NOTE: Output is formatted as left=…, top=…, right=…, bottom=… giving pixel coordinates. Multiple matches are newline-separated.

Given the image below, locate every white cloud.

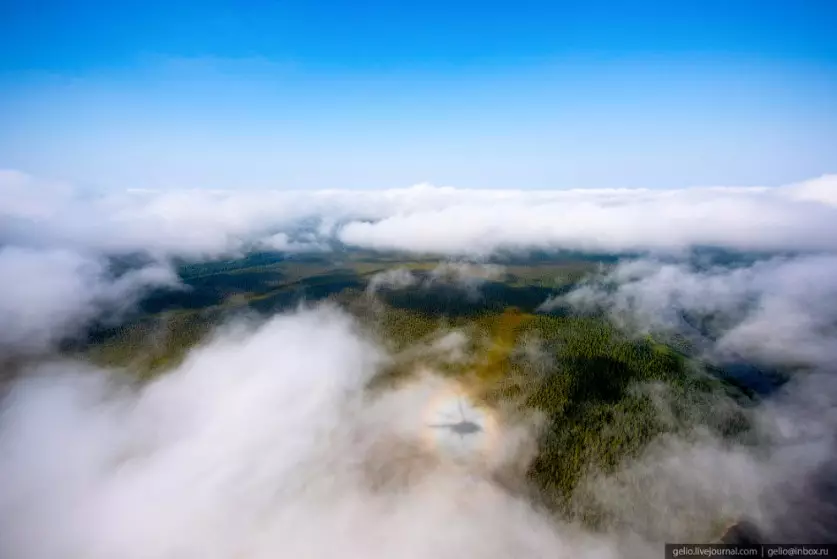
left=366, top=267, right=419, bottom=293
left=0, top=247, right=179, bottom=354
left=428, top=262, right=505, bottom=284
left=783, top=174, right=837, bottom=207
left=5, top=170, right=837, bottom=259
left=257, top=232, right=328, bottom=253
left=337, top=186, right=837, bottom=255
left=557, top=254, right=837, bottom=369
left=366, top=262, right=505, bottom=297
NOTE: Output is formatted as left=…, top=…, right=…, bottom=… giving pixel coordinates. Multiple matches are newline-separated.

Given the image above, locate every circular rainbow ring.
left=420, top=383, right=500, bottom=460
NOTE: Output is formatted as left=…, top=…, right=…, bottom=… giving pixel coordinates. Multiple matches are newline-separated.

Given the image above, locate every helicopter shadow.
left=426, top=397, right=484, bottom=442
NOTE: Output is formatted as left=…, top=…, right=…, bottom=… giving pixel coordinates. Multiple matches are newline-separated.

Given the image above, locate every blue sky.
left=1, top=0, right=836, bottom=190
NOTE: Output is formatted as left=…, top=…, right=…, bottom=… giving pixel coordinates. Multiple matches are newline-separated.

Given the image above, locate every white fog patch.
left=580, top=369, right=837, bottom=544
left=539, top=251, right=837, bottom=545
left=257, top=232, right=329, bottom=253
left=366, top=267, right=419, bottom=293
left=428, top=262, right=505, bottom=286
left=555, top=254, right=837, bottom=369
left=366, top=262, right=505, bottom=296
left=0, top=247, right=179, bottom=353
left=428, top=331, right=470, bottom=363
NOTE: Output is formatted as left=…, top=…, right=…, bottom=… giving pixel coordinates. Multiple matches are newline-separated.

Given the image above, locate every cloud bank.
left=4, top=171, right=837, bottom=259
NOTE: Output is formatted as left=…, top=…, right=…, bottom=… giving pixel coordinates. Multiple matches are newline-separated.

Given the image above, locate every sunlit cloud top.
left=3, top=170, right=837, bottom=259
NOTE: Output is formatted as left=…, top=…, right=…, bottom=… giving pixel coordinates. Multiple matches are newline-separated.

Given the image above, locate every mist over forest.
left=1, top=171, right=837, bottom=558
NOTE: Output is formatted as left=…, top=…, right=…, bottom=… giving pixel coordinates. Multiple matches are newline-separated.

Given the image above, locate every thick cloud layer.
left=339, top=182, right=837, bottom=255
left=4, top=170, right=837, bottom=258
